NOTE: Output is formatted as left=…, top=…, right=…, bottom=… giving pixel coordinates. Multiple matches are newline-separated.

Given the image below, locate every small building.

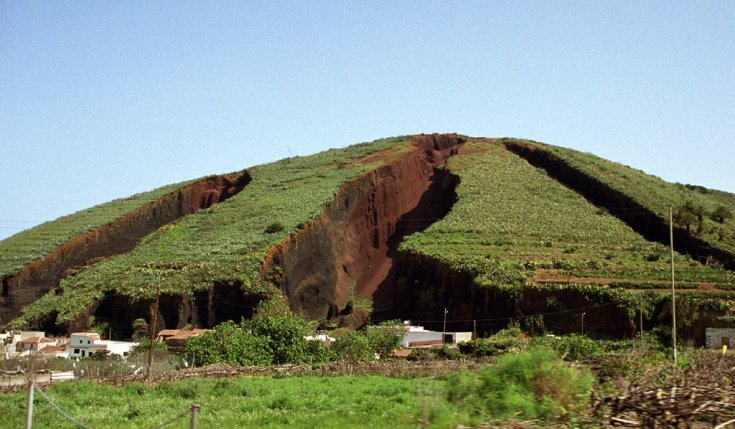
left=39, top=345, right=68, bottom=359
left=157, top=329, right=209, bottom=351
left=706, top=328, right=735, bottom=349
left=68, top=332, right=136, bottom=359
left=401, top=322, right=472, bottom=348
left=15, top=337, right=55, bottom=354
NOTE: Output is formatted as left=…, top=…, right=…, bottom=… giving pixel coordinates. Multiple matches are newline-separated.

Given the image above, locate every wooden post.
left=25, top=381, right=34, bottom=429
left=670, top=206, right=677, bottom=364
left=190, top=404, right=201, bottom=429
left=147, top=285, right=161, bottom=382
left=472, top=319, right=477, bottom=356
left=442, top=308, right=448, bottom=344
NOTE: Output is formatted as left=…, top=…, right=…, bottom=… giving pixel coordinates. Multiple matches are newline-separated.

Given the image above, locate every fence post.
left=189, top=404, right=201, bottom=429
left=25, top=381, right=34, bottom=429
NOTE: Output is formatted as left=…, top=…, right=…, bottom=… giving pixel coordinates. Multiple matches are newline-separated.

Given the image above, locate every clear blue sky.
left=1, top=2, right=734, bottom=240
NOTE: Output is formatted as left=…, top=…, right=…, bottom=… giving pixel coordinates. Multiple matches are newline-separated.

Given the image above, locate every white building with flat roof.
left=68, top=333, right=137, bottom=359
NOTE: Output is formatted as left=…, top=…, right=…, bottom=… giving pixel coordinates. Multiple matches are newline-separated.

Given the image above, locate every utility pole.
left=442, top=307, right=448, bottom=344
left=670, top=206, right=677, bottom=364
left=581, top=312, right=586, bottom=335
left=147, top=285, right=161, bottom=382
left=25, top=381, right=34, bottom=429
left=640, top=300, right=644, bottom=346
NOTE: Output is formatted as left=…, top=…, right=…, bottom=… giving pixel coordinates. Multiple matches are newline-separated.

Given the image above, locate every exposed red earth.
left=263, top=134, right=463, bottom=322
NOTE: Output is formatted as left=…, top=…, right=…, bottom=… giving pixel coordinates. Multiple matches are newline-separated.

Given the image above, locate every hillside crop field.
left=12, top=137, right=410, bottom=327
left=3, top=134, right=735, bottom=338
left=540, top=142, right=735, bottom=254
left=400, top=140, right=735, bottom=290
left=0, top=179, right=197, bottom=278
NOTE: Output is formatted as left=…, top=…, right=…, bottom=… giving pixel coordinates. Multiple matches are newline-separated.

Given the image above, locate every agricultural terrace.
left=400, top=140, right=735, bottom=292
left=537, top=141, right=735, bottom=255
left=0, top=179, right=198, bottom=278
left=13, top=137, right=410, bottom=326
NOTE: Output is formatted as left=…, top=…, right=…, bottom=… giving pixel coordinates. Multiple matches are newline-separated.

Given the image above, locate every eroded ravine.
left=263, top=134, right=464, bottom=324
left=0, top=172, right=251, bottom=327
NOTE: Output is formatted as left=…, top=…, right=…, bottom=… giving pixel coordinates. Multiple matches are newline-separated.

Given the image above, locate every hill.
left=1, top=134, right=734, bottom=342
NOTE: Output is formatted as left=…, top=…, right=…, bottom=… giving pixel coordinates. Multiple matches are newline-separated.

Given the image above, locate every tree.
left=711, top=205, right=733, bottom=224
left=675, top=201, right=706, bottom=234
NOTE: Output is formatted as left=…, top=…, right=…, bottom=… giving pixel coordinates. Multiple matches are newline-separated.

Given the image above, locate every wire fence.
left=26, top=382, right=200, bottom=429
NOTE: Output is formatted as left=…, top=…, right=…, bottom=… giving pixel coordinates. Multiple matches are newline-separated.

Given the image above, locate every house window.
left=74, top=348, right=80, bottom=354
left=88, top=340, right=91, bottom=344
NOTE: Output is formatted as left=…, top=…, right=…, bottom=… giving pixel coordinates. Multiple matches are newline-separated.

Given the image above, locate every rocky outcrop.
left=263, top=134, right=465, bottom=320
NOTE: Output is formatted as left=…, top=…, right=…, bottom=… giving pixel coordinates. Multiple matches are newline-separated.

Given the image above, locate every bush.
left=365, top=323, right=403, bottom=359
left=130, top=337, right=167, bottom=356
left=406, top=348, right=435, bottom=361
left=303, top=339, right=338, bottom=364
left=264, top=222, right=285, bottom=233
left=332, top=331, right=374, bottom=362
left=184, top=321, right=272, bottom=366
left=531, top=334, right=603, bottom=361
left=460, top=326, right=527, bottom=356
left=447, top=346, right=594, bottom=422
left=247, top=314, right=310, bottom=364
left=712, top=205, right=733, bottom=223
left=437, top=344, right=464, bottom=360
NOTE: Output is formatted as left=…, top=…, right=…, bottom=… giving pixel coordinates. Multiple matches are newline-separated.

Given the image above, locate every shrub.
left=303, top=339, right=338, bottom=364
left=447, top=346, right=594, bottom=422
left=531, top=334, right=603, bottom=361
left=712, top=205, right=733, bottom=224
left=332, top=331, right=374, bottom=362
left=184, top=321, right=272, bottom=366
left=406, top=348, right=435, bottom=361
left=459, top=326, right=526, bottom=357
left=437, top=344, right=464, bottom=360
left=264, top=222, right=285, bottom=233
left=130, top=337, right=167, bottom=356
left=365, top=323, right=403, bottom=359
left=247, top=314, right=310, bottom=364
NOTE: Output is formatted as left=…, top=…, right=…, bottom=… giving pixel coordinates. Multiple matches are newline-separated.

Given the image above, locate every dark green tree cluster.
left=184, top=316, right=404, bottom=366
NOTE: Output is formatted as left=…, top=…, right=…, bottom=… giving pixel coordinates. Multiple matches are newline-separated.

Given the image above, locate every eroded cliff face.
left=263, top=134, right=465, bottom=321
left=0, top=172, right=251, bottom=328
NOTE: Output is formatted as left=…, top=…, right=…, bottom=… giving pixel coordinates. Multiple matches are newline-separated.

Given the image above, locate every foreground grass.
left=1, top=375, right=446, bottom=429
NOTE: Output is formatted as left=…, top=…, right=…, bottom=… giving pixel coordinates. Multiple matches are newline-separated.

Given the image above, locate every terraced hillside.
left=2, top=134, right=734, bottom=343
left=389, top=140, right=735, bottom=336
left=0, top=172, right=250, bottom=326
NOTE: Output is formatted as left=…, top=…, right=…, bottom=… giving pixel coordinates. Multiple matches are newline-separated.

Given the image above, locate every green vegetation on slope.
left=536, top=141, right=735, bottom=255
left=400, top=140, right=735, bottom=289
left=13, top=138, right=409, bottom=326
left=0, top=179, right=199, bottom=278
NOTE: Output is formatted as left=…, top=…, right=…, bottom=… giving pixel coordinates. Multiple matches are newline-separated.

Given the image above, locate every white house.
left=68, top=333, right=137, bottom=359
left=400, top=322, right=472, bottom=348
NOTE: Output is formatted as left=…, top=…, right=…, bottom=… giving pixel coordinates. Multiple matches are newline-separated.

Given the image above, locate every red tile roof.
left=18, top=337, right=54, bottom=344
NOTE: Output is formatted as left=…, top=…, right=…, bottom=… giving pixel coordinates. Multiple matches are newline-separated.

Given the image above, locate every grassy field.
left=0, top=375, right=445, bottom=429
left=13, top=137, right=409, bottom=327
left=400, top=140, right=735, bottom=290
left=0, top=179, right=199, bottom=278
